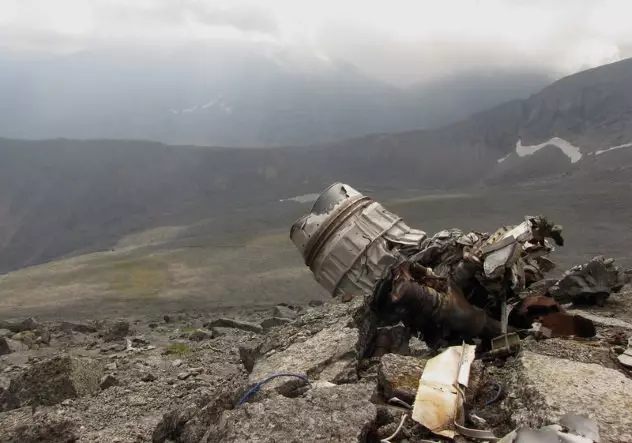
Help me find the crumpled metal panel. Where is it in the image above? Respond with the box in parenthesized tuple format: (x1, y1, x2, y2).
(290, 183, 426, 297)
(498, 413, 600, 443)
(411, 344, 477, 439)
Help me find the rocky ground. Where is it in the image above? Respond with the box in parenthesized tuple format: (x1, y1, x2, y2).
(0, 289, 631, 443)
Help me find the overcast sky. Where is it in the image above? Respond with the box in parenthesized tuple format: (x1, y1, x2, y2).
(1, 0, 631, 85)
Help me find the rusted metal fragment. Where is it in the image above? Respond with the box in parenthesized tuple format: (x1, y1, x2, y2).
(510, 295, 596, 338)
(385, 262, 506, 348)
(538, 312, 596, 338)
(411, 344, 476, 439)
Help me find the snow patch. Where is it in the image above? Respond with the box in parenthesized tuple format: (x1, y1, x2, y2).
(181, 105, 198, 114)
(497, 153, 511, 164)
(515, 137, 583, 163)
(168, 95, 233, 115)
(595, 142, 632, 156)
(280, 193, 320, 203)
(201, 98, 220, 109)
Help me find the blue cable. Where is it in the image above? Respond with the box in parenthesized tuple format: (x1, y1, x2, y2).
(237, 373, 310, 405)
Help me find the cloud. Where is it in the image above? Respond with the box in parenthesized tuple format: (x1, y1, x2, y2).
(1, 0, 632, 84)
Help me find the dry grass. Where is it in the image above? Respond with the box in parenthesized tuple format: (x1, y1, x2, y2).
(1, 184, 631, 321)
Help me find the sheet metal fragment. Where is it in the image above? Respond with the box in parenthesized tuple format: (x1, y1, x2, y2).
(411, 344, 476, 439)
(498, 413, 600, 443)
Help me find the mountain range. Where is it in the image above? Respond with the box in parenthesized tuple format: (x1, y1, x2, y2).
(0, 43, 549, 147)
(1, 57, 632, 274)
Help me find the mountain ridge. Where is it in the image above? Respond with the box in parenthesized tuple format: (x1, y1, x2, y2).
(1, 58, 631, 273)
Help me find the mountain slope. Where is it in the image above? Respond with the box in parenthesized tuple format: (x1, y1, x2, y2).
(1, 58, 631, 273)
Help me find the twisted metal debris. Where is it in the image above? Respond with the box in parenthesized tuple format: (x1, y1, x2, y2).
(291, 183, 629, 355)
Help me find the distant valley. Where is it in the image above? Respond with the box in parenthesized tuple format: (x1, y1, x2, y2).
(1, 57, 632, 277)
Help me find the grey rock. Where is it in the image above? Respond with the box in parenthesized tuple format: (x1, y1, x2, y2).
(249, 323, 358, 394)
(204, 318, 263, 334)
(378, 353, 427, 404)
(59, 321, 97, 334)
(131, 336, 150, 347)
(505, 351, 632, 443)
(99, 374, 119, 390)
(10, 331, 36, 348)
(0, 356, 103, 411)
(238, 342, 260, 373)
(3, 317, 41, 333)
(0, 337, 12, 355)
(210, 326, 234, 337)
(36, 328, 51, 345)
(0, 409, 78, 443)
(219, 383, 378, 442)
(188, 329, 213, 342)
(272, 305, 299, 320)
(260, 317, 294, 331)
(105, 362, 117, 371)
(152, 363, 248, 443)
(152, 405, 199, 443)
(177, 371, 192, 380)
(102, 320, 130, 342)
(141, 372, 157, 382)
(172, 359, 183, 367)
(0, 329, 14, 338)
(308, 300, 325, 307)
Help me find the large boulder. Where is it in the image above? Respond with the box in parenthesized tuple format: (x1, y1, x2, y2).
(0, 318, 41, 334)
(0, 337, 12, 355)
(504, 351, 632, 443)
(378, 353, 427, 404)
(152, 362, 248, 443)
(0, 355, 103, 412)
(248, 323, 359, 394)
(217, 383, 378, 443)
(0, 408, 77, 443)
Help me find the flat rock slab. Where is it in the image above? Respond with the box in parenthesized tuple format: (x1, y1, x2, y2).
(205, 318, 263, 334)
(378, 353, 427, 403)
(260, 317, 294, 332)
(506, 351, 632, 443)
(567, 310, 632, 329)
(272, 305, 299, 320)
(249, 323, 358, 393)
(218, 383, 377, 442)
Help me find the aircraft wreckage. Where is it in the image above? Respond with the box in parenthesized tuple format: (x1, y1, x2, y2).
(290, 182, 629, 357)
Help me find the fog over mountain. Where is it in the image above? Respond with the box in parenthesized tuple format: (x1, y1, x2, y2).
(0, 44, 552, 146)
(2, 0, 631, 146)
